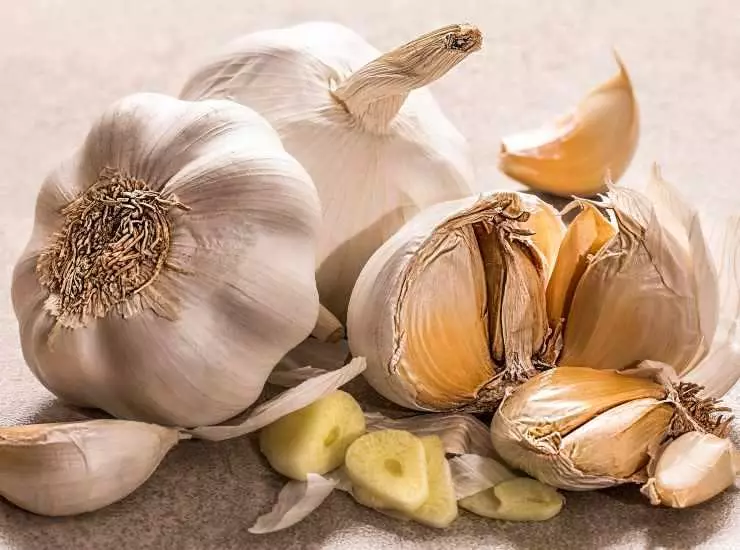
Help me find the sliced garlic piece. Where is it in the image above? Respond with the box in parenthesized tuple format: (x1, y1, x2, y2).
(259, 390, 366, 480)
(459, 477, 564, 522)
(407, 436, 458, 528)
(499, 54, 639, 197)
(641, 431, 739, 508)
(0, 420, 179, 516)
(345, 429, 429, 513)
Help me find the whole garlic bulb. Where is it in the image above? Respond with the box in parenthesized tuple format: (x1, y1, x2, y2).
(348, 191, 565, 412)
(181, 22, 482, 321)
(11, 93, 321, 427)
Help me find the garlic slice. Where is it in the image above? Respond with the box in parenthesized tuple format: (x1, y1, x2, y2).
(499, 53, 639, 197)
(0, 420, 180, 516)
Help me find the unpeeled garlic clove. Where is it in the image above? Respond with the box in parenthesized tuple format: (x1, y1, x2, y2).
(641, 431, 739, 508)
(0, 419, 180, 516)
(499, 54, 639, 197)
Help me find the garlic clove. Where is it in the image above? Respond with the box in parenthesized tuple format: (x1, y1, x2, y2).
(499, 54, 639, 197)
(641, 431, 739, 508)
(0, 419, 180, 516)
(546, 203, 616, 327)
(459, 477, 564, 522)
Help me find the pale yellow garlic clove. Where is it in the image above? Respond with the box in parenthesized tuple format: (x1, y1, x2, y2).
(499, 54, 639, 197)
(0, 419, 180, 516)
(641, 431, 739, 508)
(459, 477, 564, 522)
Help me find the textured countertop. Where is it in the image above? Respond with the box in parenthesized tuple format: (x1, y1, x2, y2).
(1, 1, 738, 549)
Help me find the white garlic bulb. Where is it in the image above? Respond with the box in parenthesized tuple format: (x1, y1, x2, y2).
(181, 22, 482, 321)
(11, 93, 321, 427)
(348, 191, 565, 412)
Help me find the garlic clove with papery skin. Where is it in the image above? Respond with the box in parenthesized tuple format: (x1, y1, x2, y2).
(499, 54, 639, 197)
(0, 419, 181, 516)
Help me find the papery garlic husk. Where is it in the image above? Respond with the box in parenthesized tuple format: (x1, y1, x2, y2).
(550, 173, 718, 374)
(11, 93, 321, 427)
(348, 191, 565, 412)
(0, 419, 180, 516)
(181, 22, 482, 322)
(490, 366, 733, 490)
(641, 431, 739, 508)
(499, 54, 638, 197)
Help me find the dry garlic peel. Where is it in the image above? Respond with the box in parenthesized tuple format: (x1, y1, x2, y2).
(181, 22, 482, 322)
(499, 54, 638, 197)
(348, 192, 565, 412)
(11, 93, 321, 427)
(0, 420, 179, 516)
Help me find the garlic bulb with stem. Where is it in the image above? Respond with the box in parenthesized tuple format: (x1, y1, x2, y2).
(0, 419, 181, 516)
(181, 22, 482, 322)
(348, 191, 565, 412)
(11, 93, 322, 427)
(499, 53, 639, 197)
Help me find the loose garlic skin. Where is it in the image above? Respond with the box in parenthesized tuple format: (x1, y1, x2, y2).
(12, 93, 321, 427)
(181, 22, 481, 322)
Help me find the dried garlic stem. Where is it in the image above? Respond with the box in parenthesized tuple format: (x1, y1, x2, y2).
(332, 24, 482, 132)
(669, 382, 734, 438)
(36, 167, 189, 329)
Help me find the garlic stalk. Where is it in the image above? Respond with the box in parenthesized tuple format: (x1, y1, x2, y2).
(11, 93, 321, 427)
(181, 22, 482, 322)
(348, 191, 565, 412)
(499, 54, 639, 197)
(0, 420, 180, 516)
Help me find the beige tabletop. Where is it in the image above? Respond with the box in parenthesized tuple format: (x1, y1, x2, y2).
(0, 1, 738, 549)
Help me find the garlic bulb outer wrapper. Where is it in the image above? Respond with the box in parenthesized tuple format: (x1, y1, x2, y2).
(348, 191, 564, 412)
(181, 22, 482, 322)
(11, 93, 321, 427)
(0, 420, 180, 516)
(499, 54, 638, 197)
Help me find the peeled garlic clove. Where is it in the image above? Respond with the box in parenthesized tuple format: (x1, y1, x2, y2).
(259, 390, 366, 480)
(407, 436, 458, 528)
(459, 477, 564, 522)
(345, 429, 429, 513)
(0, 419, 179, 516)
(641, 431, 739, 508)
(499, 54, 639, 197)
(348, 192, 564, 412)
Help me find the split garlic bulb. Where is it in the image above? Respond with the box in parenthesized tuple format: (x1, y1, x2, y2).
(181, 22, 481, 321)
(0, 420, 180, 516)
(11, 93, 321, 427)
(348, 191, 565, 412)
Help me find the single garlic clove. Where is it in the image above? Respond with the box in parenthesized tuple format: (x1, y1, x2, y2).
(546, 203, 616, 327)
(407, 436, 458, 528)
(0, 419, 180, 516)
(345, 429, 429, 513)
(259, 390, 366, 481)
(499, 54, 639, 197)
(459, 477, 564, 522)
(641, 431, 739, 508)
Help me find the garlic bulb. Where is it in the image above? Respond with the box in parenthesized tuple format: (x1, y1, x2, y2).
(490, 366, 732, 490)
(11, 93, 321, 427)
(641, 431, 739, 508)
(348, 191, 565, 412)
(499, 54, 639, 197)
(0, 420, 180, 516)
(549, 172, 718, 374)
(181, 22, 482, 321)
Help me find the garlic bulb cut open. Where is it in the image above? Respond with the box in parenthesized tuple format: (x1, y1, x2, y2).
(641, 431, 739, 508)
(499, 54, 639, 197)
(490, 366, 733, 490)
(11, 93, 321, 427)
(348, 191, 565, 412)
(0, 420, 180, 516)
(552, 178, 717, 374)
(181, 22, 482, 322)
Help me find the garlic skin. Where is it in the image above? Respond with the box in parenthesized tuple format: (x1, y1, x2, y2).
(641, 431, 739, 508)
(181, 22, 481, 322)
(11, 93, 321, 427)
(348, 191, 565, 412)
(0, 420, 179, 516)
(499, 55, 638, 197)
